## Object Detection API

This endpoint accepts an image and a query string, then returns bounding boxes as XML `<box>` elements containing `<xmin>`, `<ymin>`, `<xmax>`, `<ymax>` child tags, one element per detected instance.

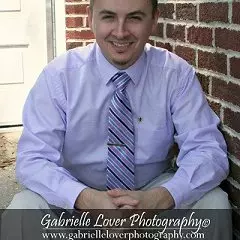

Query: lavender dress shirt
<box><xmin>16</xmin><ymin>43</ymin><xmax>229</xmax><ymax>209</ymax></box>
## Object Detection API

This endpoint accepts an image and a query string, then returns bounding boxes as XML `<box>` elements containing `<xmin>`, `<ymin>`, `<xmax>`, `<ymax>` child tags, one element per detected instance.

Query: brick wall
<box><xmin>152</xmin><ymin>2</ymin><xmax>240</xmax><ymax>239</ymax></box>
<box><xmin>65</xmin><ymin>0</ymin><xmax>240</xmax><ymax>237</ymax></box>
<box><xmin>65</xmin><ymin>0</ymin><xmax>94</xmax><ymax>49</ymax></box>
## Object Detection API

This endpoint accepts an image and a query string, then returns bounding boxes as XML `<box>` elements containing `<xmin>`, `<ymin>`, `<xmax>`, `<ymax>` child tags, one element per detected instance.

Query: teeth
<box><xmin>112</xmin><ymin>42</ymin><xmax>130</xmax><ymax>47</ymax></box>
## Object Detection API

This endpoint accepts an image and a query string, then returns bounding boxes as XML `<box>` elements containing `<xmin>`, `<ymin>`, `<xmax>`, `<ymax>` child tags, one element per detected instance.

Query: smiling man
<box><xmin>88</xmin><ymin>0</ymin><xmax>157</xmax><ymax>69</ymax></box>
<box><xmin>4</xmin><ymin>0</ymin><xmax>231</xmax><ymax>239</ymax></box>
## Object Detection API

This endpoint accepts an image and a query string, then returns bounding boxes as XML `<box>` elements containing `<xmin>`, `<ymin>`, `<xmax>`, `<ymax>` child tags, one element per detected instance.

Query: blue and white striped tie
<box><xmin>107</xmin><ymin>72</ymin><xmax>135</xmax><ymax>190</ymax></box>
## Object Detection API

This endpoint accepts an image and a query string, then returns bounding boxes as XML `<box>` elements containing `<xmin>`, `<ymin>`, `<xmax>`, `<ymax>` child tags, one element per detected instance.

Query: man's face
<box><xmin>88</xmin><ymin>0</ymin><xmax>159</xmax><ymax>69</ymax></box>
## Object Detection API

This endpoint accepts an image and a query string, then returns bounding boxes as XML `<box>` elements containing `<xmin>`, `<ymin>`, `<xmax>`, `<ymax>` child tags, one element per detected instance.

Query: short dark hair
<box><xmin>89</xmin><ymin>0</ymin><xmax>158</xmax><ymax>15</ymax></box>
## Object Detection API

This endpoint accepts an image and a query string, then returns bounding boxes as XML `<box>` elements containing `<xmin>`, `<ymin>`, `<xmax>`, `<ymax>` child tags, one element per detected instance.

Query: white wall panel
<box><xmin>0</xmin><ymin>49</ymin><xmax>24</xmax><ymax>84</ymax></box>
<box><xmin>0</xmin><ymin>0</ymin><xmax>21</xmax><ymax>11</ymax></box>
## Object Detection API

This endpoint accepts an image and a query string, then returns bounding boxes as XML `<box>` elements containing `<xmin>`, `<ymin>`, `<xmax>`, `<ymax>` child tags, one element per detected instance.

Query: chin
<box><xmin>112</xmin><ymin>60</ymin><xmax>132</xmax><ymax>69</ymax></box>
<box><xmin>112</xmin><ymin>55</ymin><xmax>134</xmax><ymax>66</ymax></box>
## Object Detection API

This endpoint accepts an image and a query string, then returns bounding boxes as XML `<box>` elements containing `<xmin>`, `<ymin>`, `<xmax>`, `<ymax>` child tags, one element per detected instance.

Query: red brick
<box><xmin>220</xmin><ymin>188</ymin><xmax>240</xmax><ymax>234</ymax></box>
<box><xmin>66</xmin><ymin>17</ymin><xmax>83</xmax><ymax>28</ymax></box>
<box><xmin>66</xmin><ymin>30</ymin><xmax>95</xmax><ymax>40</ymax></box>
<box><xmin>212</xmin><ymin>78</ymin><xmax>240</xmax><ymax>107</ymax></box>
<box><xmin>166</xmin><ymin>24</ymin><xmax>185</xmax><ymax>42</ymax></box>
<box><xmin>66</xmin><ymin>5</ymin><xmax>88</xmax><ymax>15</ymax></box>
<box><xmin>216</xmin><ymin>28</ymin><xmax>240</xmax><ymax>52</ymax></box>
<box><xmin>230</xmin><ymin>57</ymin><xmax>240</xmax><ymax>79</ymax></box>
<box><xmin>221</xmin><ymin>180</ymin><xmax>240</xmax><ymax>207</ymax></box>
<box><xmin>155</xmin><ymin>42</ymin><xmax>173</xmax><ymax>52</ymax></box>
<box><xmin>175</xmin><ymin>45</ymin><xmax>195</xmax><ymax>66</ymax></box>
<box><xmin>233</xmin><ymin>210</ymin><xmax>240</xmax><ymax>235</ymax></box>
<box><xmin>199</xmin><ymin>3</ymin><xmax>228</xmax><ymax>23</ymax></box>
<box><xmin>233</xmin><ymin>2</ymin><xmax>240</xmax><ymax>24</ymax></box>
<box><xmin>158</xmin><ymin>3</ymin><xmax>174</xmax><ymax>19</ymax></box>
<box><xmin>230</xmin><ymin>161</ymin><xmax>240</xmax><ymax>186</ymax></box>
<box><xmin>207</xmin><ymin>100</ymin><xmax>221</xmax><ymax>116</ymax></box>
<box><xmin>198</xmin><ymin>51</ymin><xmax>227</xmax><ymax>74</ymax></box>
<box><xmin>196</xmin><ymin>73</ymin><xmax>210</xmax><ymax>94</ymax></box>
<box><xmin>187</xmin><ymin>26</ymin><xmax>213</xmax><ymax>46</ymax></box>
<box><xmin>152</xmin><ymin>23</ymin><xmax>164</xmax><ymax>38</ymax></box>
<box><xmin>66</xmin><ymin>42</ymin><xmax>83</xmax><ymax>50</ymax></box>
<box><xmin>224</xmin><ymin>108</ymin><xmax>240</xmax><ymax>133</ymax></box>
<box><xmin>176</xmin><ymin>4</ymin><xmax>197</xmax><ymax>21</ymax></box>
<box><xmin>223</xmin><ymin>131</ymin><xmax>240</xmax><ymax>161</ymax></box>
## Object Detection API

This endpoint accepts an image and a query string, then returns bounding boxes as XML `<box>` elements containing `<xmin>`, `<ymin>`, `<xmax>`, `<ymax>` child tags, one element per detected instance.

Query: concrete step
<box><xmin>0</xmin><ymin>164</ymin><xmax>22</xmax><ymax>208</ymax></box>
<box><xmin>0</xmin><ymin>130</ymin><xmax>22</xmax><ymax>208</ymax></box>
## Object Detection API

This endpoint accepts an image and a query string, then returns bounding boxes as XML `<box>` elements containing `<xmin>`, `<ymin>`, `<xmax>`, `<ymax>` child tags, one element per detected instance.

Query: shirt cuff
<box><xmin>57</xmin><ymin>179</ymin><xmax>88</xmax><ymax>209</ymax></box>
<box><xmin>161</xmin><ymin>176</ymin><xmax>190</xmax><ymax>209</ymax></box>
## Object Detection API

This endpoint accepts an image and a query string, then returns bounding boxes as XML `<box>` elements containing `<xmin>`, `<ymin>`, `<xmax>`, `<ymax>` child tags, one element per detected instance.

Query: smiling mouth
<box><xmin>112</xmin><ymin>42</ymin><xmax>131</xmax><ymax>47</ymax></box>
<box><xmin>110</xmin><ymin>41</ymin><xmax>134</xmax><ymax>49</ymax></box>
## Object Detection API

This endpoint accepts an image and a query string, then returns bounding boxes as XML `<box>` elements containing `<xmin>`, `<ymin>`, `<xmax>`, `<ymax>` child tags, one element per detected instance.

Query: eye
<box><xmin>129</xmin><ymin>16</ymin><xmax>142</xmax><ymax>21</ymax></box>
<box><xmin>102</xmin><ymin>15</ymin><xmax>114</xmax><ymax>20</ymax></box>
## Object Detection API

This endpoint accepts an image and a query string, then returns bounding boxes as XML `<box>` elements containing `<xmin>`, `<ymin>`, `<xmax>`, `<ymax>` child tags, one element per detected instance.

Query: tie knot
<box><xmin>111</xmin><ymin>72</ymin><xmax>131</xmax><ymax>91</ymax></box>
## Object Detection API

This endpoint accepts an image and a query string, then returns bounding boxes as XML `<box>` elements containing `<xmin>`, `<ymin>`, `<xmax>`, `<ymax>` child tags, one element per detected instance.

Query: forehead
<box><xmin>92</xmin><ymin>0</ymin><xmax>153</xmax><ymax>14</ymax></box>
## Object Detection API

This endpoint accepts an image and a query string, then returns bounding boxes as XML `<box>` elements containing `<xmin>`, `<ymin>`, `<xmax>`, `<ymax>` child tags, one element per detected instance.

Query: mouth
<box><xmin>112</xmin><ymin>42</ymin><xmax>131</xmax><ymax>47</ymax></box>
<box><xmin>110</xmin><ymin>41</ymin><xmax>133</xmax><ymax>51</ymax></box>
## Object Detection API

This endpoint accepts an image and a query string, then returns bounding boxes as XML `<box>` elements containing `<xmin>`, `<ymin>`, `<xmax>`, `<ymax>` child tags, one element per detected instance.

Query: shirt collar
<box><xmin>96</xmin><ymin>43</ymin><xmax>146</xmax><ymax>86</ymax></box>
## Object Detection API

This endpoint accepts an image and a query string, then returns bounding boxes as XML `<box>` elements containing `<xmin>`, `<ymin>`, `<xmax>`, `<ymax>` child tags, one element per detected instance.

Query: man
<box><xmin>5</xmin><ymin>0</ymin><xmax>231</xmax><ymax>237</ymax></box>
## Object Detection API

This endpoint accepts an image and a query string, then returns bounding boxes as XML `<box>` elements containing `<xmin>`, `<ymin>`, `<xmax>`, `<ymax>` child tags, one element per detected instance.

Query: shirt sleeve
<box><xmin>161</xmin><ymin>66</ymin><xmax>229</xmax><ymax>208</ymax></box>
<box><xmin>16</xmin><ymin>69</ymin><xmax>87</xmax><ymax>209</ymax></box>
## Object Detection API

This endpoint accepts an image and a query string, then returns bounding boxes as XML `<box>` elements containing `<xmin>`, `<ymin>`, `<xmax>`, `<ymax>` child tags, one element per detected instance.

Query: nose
<box><xmin>112</xmin><ymin>20</ymin><xmax>129</xmax><ymax>39</ymax></box>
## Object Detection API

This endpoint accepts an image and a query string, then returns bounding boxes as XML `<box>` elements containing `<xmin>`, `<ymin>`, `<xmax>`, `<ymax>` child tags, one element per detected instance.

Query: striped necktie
<box><xmin>107</xmin><ymin>72</ymin><xmax>135</xmax><ymax>190</ymax></box>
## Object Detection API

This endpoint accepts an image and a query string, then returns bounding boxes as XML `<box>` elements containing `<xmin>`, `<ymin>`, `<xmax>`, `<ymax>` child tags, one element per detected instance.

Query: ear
<box><xmin>151</xmin><ymin>8</ymin><xmax>160</xmax><ymax>33</ymax></box>
<box><xmin>87</xmin><ymin>6</ymin><xmax>93</xmax><ymax>31</ymax></box>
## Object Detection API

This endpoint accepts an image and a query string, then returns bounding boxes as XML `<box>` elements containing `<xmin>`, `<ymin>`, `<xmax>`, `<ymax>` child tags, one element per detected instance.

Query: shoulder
<box><xmin>145</xmin><ymin>43</ymin><xmax>193</xmax><ymax>74</ymax></box>
<box><xmin>43</xmin><ymin>43</ymin><xmax>96</xmax><ymax>76</ymax></box>
<box><xmin>32</xmin><ymin>44</ymin><xmax>96</xmax><ymax>106</ymax></box>
<box><xmin>144</xmin><ymin>44</ymin><xmax>198</xmax><ymax>101</ymax></box>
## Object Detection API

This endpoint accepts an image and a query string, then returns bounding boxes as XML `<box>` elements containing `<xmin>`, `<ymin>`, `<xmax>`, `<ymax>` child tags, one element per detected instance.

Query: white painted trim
<box><xmin>54</xmin><ymin>0</ymin><xmax>66</xmax><ymax>56</ymax></box>
<box><xmin>0</xmin><ymin>126</ymin><xmax>23</xmax><ymax>133</ymax></box>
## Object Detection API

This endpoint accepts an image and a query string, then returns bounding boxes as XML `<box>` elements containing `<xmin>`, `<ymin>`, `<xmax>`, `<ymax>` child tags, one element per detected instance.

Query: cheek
<box><xmin>94</xmin><ymin>24</ymin><xmax>112</xmax><ymax>39</ymax></box>
<box><xmin>129</xmin><ymin>25</ymin><xmax>153</xmax><ymax>39</ymax></box>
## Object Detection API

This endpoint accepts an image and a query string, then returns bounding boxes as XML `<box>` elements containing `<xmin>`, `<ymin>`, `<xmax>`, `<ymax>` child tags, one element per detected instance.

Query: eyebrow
<box><xmin>99</xmin><ymin>10</ymin><xmax>115</xmax><ymax>15</ymax></box>
<box><xmin>127</xmin><ymin>11</ymin><xmax>147</xmax><ymax>17</ymax></box>
<box><xmin>99</xmin><ymin>10</ymin><xmax>147</xmax><ymax>17</ymax></box>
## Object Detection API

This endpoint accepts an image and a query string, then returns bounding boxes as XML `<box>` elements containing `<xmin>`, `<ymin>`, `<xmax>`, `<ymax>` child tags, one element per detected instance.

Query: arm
<box><xmin>107</xmin><ymin>66</ymin><xmax>228</xmax><ymax>210</ymax></box>
<box><xmin>17</xmin><ymin>69</ymin><xmax>138</xmax><ymax>210</ymax></box>
<box><xmin>16</xmin><ymin>70</ymin><xmax>86</xmax><ymax>209</ymax></box>
<box><xmin>161</xmin><ymin>67</ymin><xmax>229</xmax><ymax>208</ymax></box>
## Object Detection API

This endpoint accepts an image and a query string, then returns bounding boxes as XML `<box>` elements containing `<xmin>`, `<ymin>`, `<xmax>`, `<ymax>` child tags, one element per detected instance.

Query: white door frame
<box><xmin>0</xmin><ymin>0</ymin><xmax>66</xmax><ymax>132</ymax></box>
<box><xmin>54</xmin><ymin>0</ymin><xmax>66</xmax><ymax>56</ymax></box>
<box><xmin>0</xmin><ymin>0</ymin><xmax>50</xmax><ymax>131</ymax></box>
